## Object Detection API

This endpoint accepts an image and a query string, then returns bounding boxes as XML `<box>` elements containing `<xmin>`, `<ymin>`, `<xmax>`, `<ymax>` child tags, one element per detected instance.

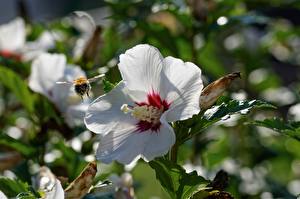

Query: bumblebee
<box><xmin>56</xmin><ymin>74</ymin><xmax>104</xmax><ymax>99</ymax></box>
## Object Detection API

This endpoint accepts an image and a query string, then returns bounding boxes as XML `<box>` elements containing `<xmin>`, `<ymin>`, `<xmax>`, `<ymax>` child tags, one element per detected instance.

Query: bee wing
<box><xmin>88</xmin><ymin>74</ymin><xmax>105</xmax><ymax>83</ymax></box>
<box><xmin>56</xmin><ymin>81</ymin><xmax>73</xmax><ymax>85</ymax></box>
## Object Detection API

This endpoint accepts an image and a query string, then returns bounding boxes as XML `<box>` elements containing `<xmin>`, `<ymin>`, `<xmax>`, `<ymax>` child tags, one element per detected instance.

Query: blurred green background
<box><xmin>0</xmin><ymin>0</ymin><xmax>300</xmax><ymax>198</ymax></box>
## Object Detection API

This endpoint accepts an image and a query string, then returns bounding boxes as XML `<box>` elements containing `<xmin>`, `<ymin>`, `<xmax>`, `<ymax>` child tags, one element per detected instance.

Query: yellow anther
<box><xmin>121</xmin><ymin>104</ymin><xmax>132</xmax><ymax>114</ymax></box>
<box><xmin>121</xmin><ymin>104</ymin><xmax>163</xmax><ymax>123</ymax></box>
<box><xmin>134</xmin><ymin>105</ymin><xmax>163</xmax><ymax>123</ymax></box>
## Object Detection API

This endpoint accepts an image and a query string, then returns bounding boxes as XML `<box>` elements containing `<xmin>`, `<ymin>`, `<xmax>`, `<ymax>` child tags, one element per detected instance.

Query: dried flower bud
<box><xmin>200</xmin><ymin>72</ymin><xmax>241</xmax><ymax>110</ymax></box>
<box><xmin>81</xmin><ymin>26</ymin><xmax>102</xmax><ymax>65</ymax></box>
<box><xmin>65</xmin><ymin>161</ymin><xmax>97</xmax><ymax>199</ymax></box>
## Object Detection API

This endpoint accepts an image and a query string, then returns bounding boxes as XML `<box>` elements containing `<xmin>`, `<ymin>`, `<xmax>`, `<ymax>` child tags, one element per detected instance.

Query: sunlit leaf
<box><xmin>250</xmin><ymin>118</ymin><xmax>300</xmax><ymax>141</ymax></box>
<box><xmin>149</xmin><ymin>158</ymin><xmax>209</xmax><ymax>199</ymax></box>
<box><xmin>0</xmin><ymin>177</ymin><xmax>29</xmax><ymax>197</ymax></box>
<box><xmin>16</xmin><ymin>192</ymin><xmax>37</xmax><ymax>199</ymax></box>
<box><xmin>180</xmin><ymin>100</ymin><xmax>275</xmax><ymax>142</ymax></box>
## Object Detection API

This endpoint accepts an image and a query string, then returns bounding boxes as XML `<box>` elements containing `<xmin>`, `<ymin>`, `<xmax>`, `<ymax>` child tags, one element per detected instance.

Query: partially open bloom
<box><xmin>0</xmin><ymin>18</ymin><xmax>55</xmax><ymax>61</ymax></box>
<box><xmin>29</xmin><ymin>53</ymin><xmax>89</xmax><ymax>126</ymax></box>
<box><xmin>34</xmin><ymin>166</ymin><xmax>64</xmax><ymax>199</ymax></box>
<box><xmin>71</xmin><ymin>10</ymin><xmax>110</xmax><ymax>61</ymax></box>
<box><xmin>85</xmin><ymin>44</ymin><xmax>203</xmax><ymax>164</ymax></box>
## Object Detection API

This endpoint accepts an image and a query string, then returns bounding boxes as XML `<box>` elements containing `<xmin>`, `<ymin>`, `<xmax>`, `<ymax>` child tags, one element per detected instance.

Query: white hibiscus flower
<box><xmin>34</xmin><ymin>166</ymin><xmax>64</xmax><ymax>199</ymax></box>
<box><xmin>0</xmin><ymin>191</ymin><xmax>7</xmax><ymax>199</ymax></box>
<box><xmin>71</xmin><ymin>9</ymin><xmax>110</xmax><ymax>61</ymax></box>
<box><xmin>0</xmin><ymin>17</ymin><xmax>55</xmax><ymax>61</ymax></box>
<box><xmin>29</xmin><ymin>53</ymin><xmax>89</xmax><ymax>126</ymax></box>
<box><xmin>85</xmin><ymin>44</ymin><xmax>203</xmax><ymax>164</ymax></box>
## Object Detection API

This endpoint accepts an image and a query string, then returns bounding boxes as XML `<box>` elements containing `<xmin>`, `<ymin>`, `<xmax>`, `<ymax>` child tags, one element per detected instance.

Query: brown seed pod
<box><xmin>65</xmin><ymin>161</ymin><xmax>97</xmax><ymax>199</ymax></box>
<box><xmin>200</xmin><ymin>72</ymin><xmax>241</xmax><ymax>110</ymax></box>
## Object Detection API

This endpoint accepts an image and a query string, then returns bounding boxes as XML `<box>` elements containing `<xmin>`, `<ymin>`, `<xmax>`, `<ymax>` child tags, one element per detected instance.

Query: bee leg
<box><xmin>80</xmin><ymin>95</ymin><xmax>83</xmax><ymax>101</ymax></box>
<box><xmin>87</xmin><ymin>91</ymin><xmax>90</xmax><ymax>98</ymax></box>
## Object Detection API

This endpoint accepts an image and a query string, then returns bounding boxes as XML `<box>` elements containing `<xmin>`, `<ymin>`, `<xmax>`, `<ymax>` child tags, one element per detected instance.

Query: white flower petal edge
<box><xmin>160</xmin><ymin>56</ymin><xmax>203</xmax><ymax>122</ymax></box>
<box><xmin>85</xmin><ymin>81</ymin><xmax>137</xmax><ymax>136</ymax></box>
<box><xmin>118</xmin><ymin>44</ymin><xmax>164</xmax><ymax>93</ymax></box>
<box><xmin>29</xmin><ymin>53</ymin><xmax>66</xmax><ymax>99</ymax></box>
<box><xmin>65</xmin><ymin>103</ymin><xmax>89</xmax><ymax>127</ymax></box>
<box><xmin>0</xmin><ymin>17</ymin><xmax>26</xmax><ymax>51</ymax></box>
<box><xmin>45</xmin><ymin>179</ymin><xmax>65</xmax><ymax>199</ymax></box>
<box><xmin>0</xmin><ymin>191</ymin><xmax>8</xmax><ymax>199</ymax></box>
<box><xmin>22</xmin><ymin>31</ymin><xmax>56</xmax><ymax>61</ymax></box>
<box><xmin>96</xmin><ymin>121</ymin><xmax>175</xmax><ymax>164</ymax></box>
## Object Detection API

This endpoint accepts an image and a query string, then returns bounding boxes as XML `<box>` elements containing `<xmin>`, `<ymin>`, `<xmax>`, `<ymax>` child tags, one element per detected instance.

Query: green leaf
<box><xmin>203</xmin><ymin>100</ymin><xmax>275</xmax><ymax>122</ymax></box>
<box><xmin>190</xmin><ymin>100</ymin><xmax>275</xmax><ymax>137</ymax></box>
<box><xmin>0</xmin><ymin>177</ymin><xmax>29</xmax><ymax>197</ymax></box>
<box><xmin>0</xmin><ymin>66</ymin><xmax>35</xmax><ymax>113</ymax></box>
<box><xmin>102</xmin><ymin>79</ymin><xmax>116</xmax><ymax>93</ymax></box>
<box><xmin>149</xmin><ymin>158</ymin><xmax>209</xmax><ymax>199</ymax></box>
<box><xmin>174</xmin><ymin>100</ymin><xmax>275</xmax><ymax>143</ymax></box>
<box><xmin>250</xmin><ymin>118</ymin><xmax>300</xmax><ymax>141</ymax></box>
<box><xmin>16</xmin><ymin>192</ymin><xmax>37</xmax><ymax>199</ymax></box>
<box><xmin>0</xmin><ymin>133</ymin><xmax>36</xmax><ymax>157</ymax></box>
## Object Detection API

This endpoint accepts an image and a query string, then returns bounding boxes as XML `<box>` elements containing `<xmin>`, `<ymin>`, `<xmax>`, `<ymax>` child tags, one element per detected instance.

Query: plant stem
<box><xmin>170</xmin><ymin>142</ymin><xmax>178</xmax><ymax>163</ymax></box>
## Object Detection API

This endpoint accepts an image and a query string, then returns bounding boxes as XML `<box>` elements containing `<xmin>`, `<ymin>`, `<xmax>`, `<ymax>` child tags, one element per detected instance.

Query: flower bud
<box><xmin>200</xmin><ymin>72</ymin><xmax>241</xmax><ymax>110</ymax></box>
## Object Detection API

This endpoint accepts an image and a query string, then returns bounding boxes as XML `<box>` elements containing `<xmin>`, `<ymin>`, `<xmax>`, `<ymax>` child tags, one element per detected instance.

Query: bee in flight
<box><xmin>56</xmin><ymin>74</ymin><xmax>105</xmax><ymax>99</ymax></box>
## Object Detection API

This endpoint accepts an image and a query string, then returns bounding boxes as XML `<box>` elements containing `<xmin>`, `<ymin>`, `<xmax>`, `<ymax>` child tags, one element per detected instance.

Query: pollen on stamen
<box><xmin>121</xmin><ymin>92</ymin><xmax>171</xmax><ymax>132</ymax></box>
<box><xmin>121</xmin><ymin>104</ymin><xmax>132</xmax><ymax>114</ymax></box>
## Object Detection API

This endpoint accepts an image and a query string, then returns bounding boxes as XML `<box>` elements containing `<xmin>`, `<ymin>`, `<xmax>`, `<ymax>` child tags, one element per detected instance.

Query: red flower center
<box><xmin>0</xmin><ymin>50</ymin><xmax>22</xmax><ymax>61</ymax></box>
<box><xmin>135</xmin><ymin>91</ymin><xmax>170</xmax><ymax>132</ymax></box>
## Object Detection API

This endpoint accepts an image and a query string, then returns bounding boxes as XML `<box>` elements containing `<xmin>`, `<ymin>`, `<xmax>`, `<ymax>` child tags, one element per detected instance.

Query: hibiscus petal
<box><xmin>29</xmin><ymin>53</ymin><xmax>66</xmax><ymax>99</ymax></box>
<box><xmin>84</xmin><ymin>81</ymin><xmax>137</xmax><ymax>136</ymax></box>
<box><xmin>160</xmin><ymin>56</ymin><xmax>203</xmax><ymax>122</ymax></box>
<box><xmin>142</xmin><ymin>122</ymin><xmax>175</xmax><ymax>161</ymax></box>
<box><xmin>118</xmin><ymin>44</ymin><xmax>164</xmax><ymax>93</ymax></box>
<box><xmin>0</xmin><ymin>18</ymin><xmax>25</xmax><ymax>51</ymax></box>
<box><xmin>96</xmin><ymin>128</ymin><xmax>147</xmax><ymax>164</ymax></box>
<box><xmin>65</xmin><ymin>103</ymin><xmax>89</xmax><ymax>127</ymax></box>
<box><xmin>22</xmin><ymin>31</ymin><xmax>56</xmax><ymax>61</ymax></box>
<box><xmin>0</xmin><ymin>191</ymin><xmax>7</xmax><ymax>199</ymax></box>
<box><xmin>96</xmin><ymin>122</ymin><xmax>175</xmax><ymax>164</ymax></box>
<box><xmin>45</xmin><ymin>179</ymin><xmax>64</xmax><ymax>199</ymax></box>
